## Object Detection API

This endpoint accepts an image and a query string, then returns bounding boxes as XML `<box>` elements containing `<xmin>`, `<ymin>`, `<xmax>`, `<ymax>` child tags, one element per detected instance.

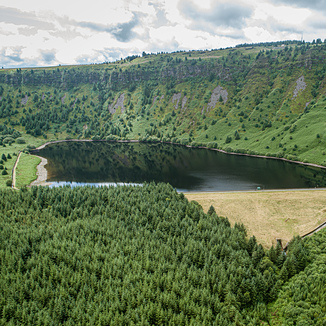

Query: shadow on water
<box><xmin>32</xmin><ymin>141</ymin><xmax>326</xmax><ymax>192</ymax></box>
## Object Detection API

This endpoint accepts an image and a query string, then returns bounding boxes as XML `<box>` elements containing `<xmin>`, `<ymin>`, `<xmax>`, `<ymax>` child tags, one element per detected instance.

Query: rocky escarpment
<box><xmin>1</xmin><ymin>46</ymin><xmax>324</xmax><ymax>95</ymax></box>
<box><xmin>0</xmin><ymin>60</ymin><xmax>235</xmax><ymax>92</ymax></box>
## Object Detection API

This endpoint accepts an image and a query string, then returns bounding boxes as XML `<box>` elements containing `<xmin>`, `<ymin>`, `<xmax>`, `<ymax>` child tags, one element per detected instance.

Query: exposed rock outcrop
<box><xmin>172</xmin><ymin>93</ymin><xmax>181</xmax><ymax>110</ymax></box>
<box><xmin>292</xmin><ymin>76</ymin><xmax>306</xmax><ymax>99</ymax></box>
<box><xmin>181</xmin><ymin>96</ymin><xmax>187</xmax><ymax>111</ymax></box>
<box><xmin>21</xmin><ymin>95</ymin><xmax>28</xmax><ymax>105</ymax></box>
<box><xmin>109</xmin><ymin>93</ymin><xmax>125</xmax><ymax>114</ymax></box>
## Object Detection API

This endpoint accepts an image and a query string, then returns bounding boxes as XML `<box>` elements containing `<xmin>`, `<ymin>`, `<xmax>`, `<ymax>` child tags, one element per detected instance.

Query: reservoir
<box><xmin>33</xmin><ymin>141</ymin><xmax>326</xmax><ymax>192</ymax></box>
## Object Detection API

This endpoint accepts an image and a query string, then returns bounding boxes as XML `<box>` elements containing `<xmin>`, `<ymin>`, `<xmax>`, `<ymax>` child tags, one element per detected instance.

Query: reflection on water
<box><xmin>33</xmin><ymin>141</ymin><xmax>326</xmax><ymax>192</ymax></box>
<box><xmin>48</xmin><ymin>181</ymin><xmax>142</xmax><ymax>188</ymax></box>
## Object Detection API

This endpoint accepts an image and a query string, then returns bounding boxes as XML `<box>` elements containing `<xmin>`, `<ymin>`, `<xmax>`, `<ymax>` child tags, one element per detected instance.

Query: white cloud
<box><xmin>0</xmin><ymin>0</ymin><xmax>326</xmax><ymax>67</ymax></box>
<box><xmin>253</xmin><ymin>3</ymin><xmax>311</xmax><ymax>24</ymax></box>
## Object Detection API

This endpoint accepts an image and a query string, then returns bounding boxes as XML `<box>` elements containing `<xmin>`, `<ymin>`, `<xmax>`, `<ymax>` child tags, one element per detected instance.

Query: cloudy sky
<box><xmin>1</xmin><ymin>0</ymin><xmax>326</xmax><ymax>68</ymax></box>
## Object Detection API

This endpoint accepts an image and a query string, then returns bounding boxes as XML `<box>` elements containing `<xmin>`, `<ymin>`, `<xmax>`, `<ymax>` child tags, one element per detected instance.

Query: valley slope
<box><xmin>0</xmin><ymin>40</ymin><xmax>326</xmax><ymax>187</ymax></box>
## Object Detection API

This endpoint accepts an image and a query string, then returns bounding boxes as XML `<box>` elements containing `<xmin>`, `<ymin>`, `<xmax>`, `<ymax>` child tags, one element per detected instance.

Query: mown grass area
<box><xmin>185</xmin><ymin>189</ymin><xmax>326</xmax><ymax>248</ymax></box>
<box><xmin>15</xmin><ymin>153</ymin><xmax>41</xmax><ymax>188</ymax></box>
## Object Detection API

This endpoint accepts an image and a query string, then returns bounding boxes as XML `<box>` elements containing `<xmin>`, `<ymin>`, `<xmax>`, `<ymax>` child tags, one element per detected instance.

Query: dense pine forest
<box><xmin>0</xmin><ymin>184</ymin><xmax>325</xmax><ymax>325</ymax></box>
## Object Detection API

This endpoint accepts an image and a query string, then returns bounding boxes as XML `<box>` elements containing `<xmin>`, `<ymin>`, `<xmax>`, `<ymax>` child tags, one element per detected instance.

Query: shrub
<box><xmin>2</xmin><ymin>169</ymin><xmax>8</xmax><ymax>175</ymax></box>
<box><xmin>16</xmin><ymin>137</ymin><xmax>26</xmax><ymax>144</ymax></box>
<box><xmin>3</xmin><ymin>137</ymin><xmax>14</xmax><ymax>144</ymax></box>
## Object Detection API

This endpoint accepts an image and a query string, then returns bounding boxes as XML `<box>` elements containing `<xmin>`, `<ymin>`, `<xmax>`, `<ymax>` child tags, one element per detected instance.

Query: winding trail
<box><xmin>301</xmin><ymin>221</ymin><xmax>326</xmax><ymax>239</ymax></box>
<box><xmin>11</xmin><ymin>151</ymin><xmax>22</xmax><ymax>189</ymax></box>
<box><xmin>281</xmin><ymin>221</ymin><xmax>326</xmax><ymax>251</ymax></box>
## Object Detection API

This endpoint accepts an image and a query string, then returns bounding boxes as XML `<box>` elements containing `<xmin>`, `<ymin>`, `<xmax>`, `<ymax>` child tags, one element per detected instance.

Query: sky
<box><xmin>0</xmin><ymin>0</ymin><xmax>326</xmax><ymax>68</ymax></box>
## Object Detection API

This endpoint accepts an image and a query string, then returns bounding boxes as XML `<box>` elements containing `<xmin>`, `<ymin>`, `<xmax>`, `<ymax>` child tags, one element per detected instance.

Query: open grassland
<box><xmin>185</xmin><ymin>189</ymin><xmax>326</xmax><ymax>248</ymax></box>
<box><xmin>15</xmin><ymin>153</ymin><xmax>41</xmax><ymax>188</ymax></box>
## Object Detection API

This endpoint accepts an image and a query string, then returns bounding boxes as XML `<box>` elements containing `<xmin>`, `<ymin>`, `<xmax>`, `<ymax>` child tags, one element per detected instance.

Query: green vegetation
<box><xmin>0</xmin><ymin>183</ymin><xmax>324</xmax><ymax>325</ymax></box>
<box><xmin>1</xmin><ymin>40</ymin><xmax>325</xmax><ymax>324</ymax></box>
<box><xmin>269</xmin><ymin>229</ymin><xmax>326</xmax><ymax>325</ymax></box>
<box><xmin>15</xmin><ymin>153</ymin><xmax>41</xmax><ymax>188</ymax></box>
<box><xmin>0</xmin><ymin>135</ymin><xmax>44</xmax><ymax>188</ymax></box>
<box><xmin>1</xmin><ymin>40</ymin><xmax>326</xmax><ymax>187</ymax></box>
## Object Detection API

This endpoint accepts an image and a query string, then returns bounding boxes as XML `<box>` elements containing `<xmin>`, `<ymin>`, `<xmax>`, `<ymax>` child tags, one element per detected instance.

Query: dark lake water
<box><xmin>33</xmin><ymin>141</ymin><xmax>326</xmax><ymax>192</ymax></box>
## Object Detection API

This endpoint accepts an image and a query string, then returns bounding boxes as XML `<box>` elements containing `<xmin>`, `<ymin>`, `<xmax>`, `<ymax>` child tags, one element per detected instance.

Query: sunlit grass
<box><xmin>15</xmin><ymin>153</ymin><xmax>41</xmax><ymax>188</ymax></box>
<box><xmin>185</xmin><ymin>189</ymin><xmax>326</xmax><ymax>248</ymax></box>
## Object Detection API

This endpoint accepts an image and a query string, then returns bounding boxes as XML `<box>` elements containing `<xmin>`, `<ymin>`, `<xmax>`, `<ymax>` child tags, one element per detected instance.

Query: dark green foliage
<box><xmin>16</xmin><ymin>137</ymin><xmax>26</xmax><ymax>144</ymax></box>
<box><xmin>0</xmin><ymin>183</ymin><xmax>307</xmax><ymax>325</ymax></box>
<box><xmin>207</xmin><ymin>204</ymin><xmax>216</xmax><ymax>216</ymax></box>
<box><xmin>269</xmin><ymin>230</ymin><xmax>326</xmax><ymax>325</ymax></box>
<box><xmin>225</xmin><ymin>135</ymin><xmax>232</xmax><ymax>143</ymax></box>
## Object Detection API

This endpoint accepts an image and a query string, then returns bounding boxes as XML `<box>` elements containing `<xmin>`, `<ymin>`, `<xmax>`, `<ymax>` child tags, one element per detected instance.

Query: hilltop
<box><xmin>0</xmin><ymin>40</ymin><xmax>326</xmax><ymax>186</ymax></box>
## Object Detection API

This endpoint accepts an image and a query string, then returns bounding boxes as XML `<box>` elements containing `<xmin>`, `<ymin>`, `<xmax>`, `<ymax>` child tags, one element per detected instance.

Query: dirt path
<box><xmin>11</xmin><ymin>151</ymin><xmax>22</xmax><ymax>189</ymax></box>
<box><xmin>302</xmin><ymin>221</ymin><xmax>326</xmax><ymax>238</ymax></box>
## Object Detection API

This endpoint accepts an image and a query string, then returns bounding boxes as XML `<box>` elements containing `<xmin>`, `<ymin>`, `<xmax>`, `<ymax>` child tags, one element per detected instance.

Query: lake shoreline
<box><xmin>30</xmin><ymin>156</ymin><xmax>51</xmax><ymax>186</ymax></box>
<box><xmin>33</xmin><ymin>138</ymin><xmax>326</xmax><ymax>171</ymax></box>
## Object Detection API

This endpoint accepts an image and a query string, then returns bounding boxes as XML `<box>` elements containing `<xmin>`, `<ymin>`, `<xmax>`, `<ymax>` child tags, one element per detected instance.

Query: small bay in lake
<box><xmin>33</xmin><ymin>141</ymin><xmax>326</xmax><ymax>192</ymax></box>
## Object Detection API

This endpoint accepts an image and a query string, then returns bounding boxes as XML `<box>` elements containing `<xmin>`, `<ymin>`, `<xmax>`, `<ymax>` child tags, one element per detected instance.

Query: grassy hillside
<box><xmin>0</xmin><ymin>40</ymin><xmax>326</xmax><ymax>187</ymax></box>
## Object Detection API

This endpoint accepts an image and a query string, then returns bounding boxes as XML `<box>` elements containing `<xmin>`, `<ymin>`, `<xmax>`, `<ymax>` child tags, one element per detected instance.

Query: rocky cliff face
<box><xmin>0</xmin><ymin>59</ymin><xmax>234</xmax><ymax>91</ymax></box>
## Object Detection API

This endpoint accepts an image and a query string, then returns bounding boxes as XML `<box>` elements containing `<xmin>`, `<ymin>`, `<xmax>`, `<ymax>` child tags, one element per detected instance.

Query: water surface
<box><xmin>33</xmin><ymin>141</ymin><xmax>326</xmax><ymax>192</ymax></box>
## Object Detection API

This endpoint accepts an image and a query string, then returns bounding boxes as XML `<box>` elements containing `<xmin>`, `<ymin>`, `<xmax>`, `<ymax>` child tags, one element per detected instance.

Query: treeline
<box><xmin>0</xmin><ymin>183</ymin><xmax>321</xmax><ymax>325</ymax></box>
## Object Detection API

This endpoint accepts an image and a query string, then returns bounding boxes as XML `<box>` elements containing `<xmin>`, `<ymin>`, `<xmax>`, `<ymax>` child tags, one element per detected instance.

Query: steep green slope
<box><xmin>0</xmin><ymin>40</ymin><xmax>326</xmax><ymax>187</ymax></box>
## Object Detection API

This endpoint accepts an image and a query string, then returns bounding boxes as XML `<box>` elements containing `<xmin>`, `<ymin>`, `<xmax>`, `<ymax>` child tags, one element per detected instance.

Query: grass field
<box><xmin>185</xmin><ymin>189</ymin><xmax>326</xmax><ymax>248</ymax></box>
<box><xmin>15</xmin><ymin>153</ymin><xmax>41</xmax><ymax>188</ymax></box>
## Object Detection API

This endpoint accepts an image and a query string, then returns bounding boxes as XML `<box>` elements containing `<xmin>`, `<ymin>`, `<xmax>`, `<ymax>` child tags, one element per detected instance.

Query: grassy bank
<box><xmin>0</xmin><ymin>136</ymin><xmax>46</xmax><ymax>188</ymax></box>
<box><xmin>185</xmin><ymin>189</ymin><xmax>326</xmax><ymax>248</ymax></box>
<box><xmin>15</xmin><ymin>153</ymin><xmax>41</xmax><ymax>188</ymax></box>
